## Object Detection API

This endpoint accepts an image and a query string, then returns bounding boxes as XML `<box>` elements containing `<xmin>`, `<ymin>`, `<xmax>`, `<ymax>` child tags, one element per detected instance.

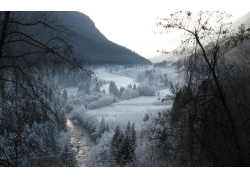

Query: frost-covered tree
<box><xmin>127</xmin><ymin>83</ymin><xmax>132</xmax><ymax>89</ymax></box>
<box><xmin>137</xmin><ymin>84</ymin><xmax>155</xmax><ymax>96</ymax></box>
<box><xmin>121</xmin><ymin>89</ymin><xmax>139</xmax><ymax>100</ymax></box>
<box><xmin>63</xmin><ymin>89</ymin><xmax>68</xmax><ymax>103</ymax></box>
<box><xmin>95</xmin><ymin>83</ymin><xmax>101</xmax><ymax>93</ymax></box>
<box><xmin>92</xmin><ymin>117</ymin><xmax>108</xmax><ymax>141</ymax></box>
<box><xmin>85</xmin><ymin>131</ymin><xmax>113</xmax><ymax>167</ymax></box>
<box><xmin>143</xmin><ymin>113</ymin><xmax>149</xmax><ymax>122</ymax></box>
<box><xmin>109</xmin><ymin>81</ymin><xmax>119</xmax><ymax>96</ymax></box>
<box><xmin>133</xmin><ymin>83</ymin><xmax>136</xmax><ymax>90</ymax></box>
<box><xmin>0</xmin><ymin>11</ymin><xmax>86</xmax><ymax>166</ymax></box>
<box><xmin>123</xmin><ymin>122</ymin><xmax>136</xmax><ymax>166</ymax></box>
<box><xmin>111</xmin><ymin>126</ymin><xmax>125</xmax><ymax>166</ymax></box>
<box><xmin>87</xmin><ymin>95</ymin><xmax>113</xmax><ymax>109</ymax></box>
<box><xmin>119</xmin><ymin>86</ymin><xmax>125</xmax><ymax>97</ymax></box>
<box><xmin>110</xmin><ymin>123</ymin><xmax>136</xmax><ymax>167</ymax></box>
<box><xmin>60</xmin><ymin>144</ymin><xmax>77</xmax><ymax>167</ymax></box>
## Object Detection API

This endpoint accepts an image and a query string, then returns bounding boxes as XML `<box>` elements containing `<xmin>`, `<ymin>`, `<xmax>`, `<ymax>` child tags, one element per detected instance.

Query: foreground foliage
<box><xmin>0</xmin><ymin>11</ymin><xmax>84</xmax><ymax>166</ymax></box>
<box><xmin>154</xmin><ymin>11</ymin><xmax>250</xmax><ymax>166</ymax></box>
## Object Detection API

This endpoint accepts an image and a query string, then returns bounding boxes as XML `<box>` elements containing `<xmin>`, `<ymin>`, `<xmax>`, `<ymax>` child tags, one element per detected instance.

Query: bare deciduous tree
<box><xmin>157</xmin><ymin>11</ymin><xmax>250</xmax><ymax>166</ymax></box>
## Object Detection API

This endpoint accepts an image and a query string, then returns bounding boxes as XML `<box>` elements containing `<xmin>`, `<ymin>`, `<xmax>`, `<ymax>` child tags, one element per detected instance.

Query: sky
<box><xmin>78</xmin><ymin>3</ymin><xmax>249</xmax><ymax>59</ymax></box>
<box><xmin>2</xmin><ymin>0</ymin><xmax>250</xmax><ymax>59</ymax></box>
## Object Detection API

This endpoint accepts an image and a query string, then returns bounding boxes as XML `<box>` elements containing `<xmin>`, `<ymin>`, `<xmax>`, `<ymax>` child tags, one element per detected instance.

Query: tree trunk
<box><xmin>195</xmin><ymin>33</ymin><xmax>244</xmax><ymax>166</ymax></box>
<box><xmin>0</xmin><ymin>11</ymin><xmax>10</xmax><ymax>60</ymax></box>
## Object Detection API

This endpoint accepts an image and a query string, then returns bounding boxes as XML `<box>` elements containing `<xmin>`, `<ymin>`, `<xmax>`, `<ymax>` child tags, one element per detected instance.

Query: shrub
<box><xmin>137</xmin><ymin>84</ymin><xmax>155</xmax><ymax>96</ymax></box>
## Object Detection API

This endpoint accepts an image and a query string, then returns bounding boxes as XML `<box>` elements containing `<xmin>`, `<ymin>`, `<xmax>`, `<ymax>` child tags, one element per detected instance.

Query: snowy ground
<box><xmin>63</xmin><ymin>67</ymin><xmax>175</xmax><ymax>120</ymax></box>
<box><xmin>86</xmin><ymin>96</ymin><xmax>171</xmax><ymax>119</ymax></box>
<box><xmin>94</xmin><ymin>68</ymin><xmax>140</xmax><ymax>93</ymax></box>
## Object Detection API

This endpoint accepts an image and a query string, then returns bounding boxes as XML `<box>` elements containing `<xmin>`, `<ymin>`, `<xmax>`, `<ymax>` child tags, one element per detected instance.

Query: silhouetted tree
<box><xmin>157</xmin><ymin>11</ymin><xmax>250</xmax><ymax>166</ymax></box>
<box><xmin>0</xmin><ymin>11</ymin><xmax>86</xmax><ymax>166</ymax></box>
<box><xmin>133</xmin><ymin>83</ymin><xmax>136</xmax><ymax>90</ymax></box>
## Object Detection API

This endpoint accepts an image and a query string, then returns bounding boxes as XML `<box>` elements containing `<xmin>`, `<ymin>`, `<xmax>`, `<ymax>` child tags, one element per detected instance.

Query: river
<box><xmin>66</xmin><ymin>119</ymin><xmax>94</xmax><ymax>167</ymax></box>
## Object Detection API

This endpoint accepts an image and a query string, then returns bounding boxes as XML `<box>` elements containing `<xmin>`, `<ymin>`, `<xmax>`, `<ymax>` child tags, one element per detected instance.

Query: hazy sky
<box><xmin>4</xmin><ymin>0</ymin><xmax>250</xmax><ymax>59</ymax></box>
<box><xmin>79</xmin><ymin>3</ymin><xmax>249</xmax><ymax>58</ymax></box>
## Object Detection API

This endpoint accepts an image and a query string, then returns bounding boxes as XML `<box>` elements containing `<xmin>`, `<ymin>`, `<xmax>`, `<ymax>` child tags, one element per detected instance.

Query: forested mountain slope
<box><xmin>54</xmin><ymin>11</ymin><xmax>152</xmax><ymax>65</ymax></box>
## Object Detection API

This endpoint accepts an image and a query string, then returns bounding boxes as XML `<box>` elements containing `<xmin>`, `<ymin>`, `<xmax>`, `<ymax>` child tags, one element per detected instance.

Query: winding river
<box><xmin>66</xmin><ymin>119</ymin><xmax>94</xmax><ymax>167</ymax></box>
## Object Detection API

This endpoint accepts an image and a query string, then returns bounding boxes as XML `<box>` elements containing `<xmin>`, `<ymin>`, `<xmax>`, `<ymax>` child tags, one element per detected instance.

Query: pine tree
<box><xmin>119</xmin><ymin>87</ymin><xmax>125</xmax><ymax>97</ymax></box>
<box><xmin>164</xmin><ymin>73</ymin><xmax>167</xmax><ymax>79</ymax></box>
<box><xmin>127</xmin><ymin>83</ymin><xmax>132</xmax><ymax>89</ymax></box>
<box><xmin>131</xmin><ymin>123</ymin><xmax>136</xmax><ymax>158</ymax></box>
<box><xmin>111</xmin><ymin>126</ymin><xmax>125</xmax><ymax>166</ymax></box>
<box><xmin>109</xmin><ymin>81</ymin><xmax>119</xmax><ymax>96</ymax></box>
<box><xmin>133</xmin><ymin>83</ymin><xmax>136</xmax><ymax>90</ymax></box>
<box><xmin>77</xmin><ymin>83</ymin><xmax>83</xmax><ymax>92</ymax></box>
<box><xmin>109</xmin><ymin>81</ymin><xmax>114</xmax><ymax>94</ymax></box>
<box><xmin>111</xmin><ymin>123</ymin><xmax>137</xmax><ymax>166</ymax></box>
<box><xmin>61</xmin><ymin>145</ymin><xmax>77</xmax><ymax>167</ymax></box>
<box><xmin>63</xmin><ymin>89</ymin><xmax>68</xmax><ymax>102</ymax></box>
<box><xmin>143</xmin><ymin>113</ymin><xmax>149</xmax><ymax>122</ymax></box>
<box><xmin>105</xmin><ymin>124</ymin><xmax>109</xmax><ymax>132</ymax></box>
<box><xmin>95</xmin><ymin>83</ymin><xmax>101</xmax><ymax>93</ymax></box>
<box><xmin>94</xmin><ymin>118</ymin><xmax>105</xmax><ymax>140</ymax></box>
<box><xmin>85</xmin><ymin>81</ymin><xmax>91</xmax><ymax>95</ymax></box>
<box><xmin>123</xmin><ymin>122</ymin><xmax>136</xmax><ymax>166</ymax></box>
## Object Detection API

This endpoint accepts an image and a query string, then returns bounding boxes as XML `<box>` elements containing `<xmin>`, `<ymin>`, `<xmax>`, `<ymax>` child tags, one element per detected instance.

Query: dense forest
<box><xmin>1</xmin><ymin>11</ymin><xmax>250</xmax><ymax>167</ymax></box>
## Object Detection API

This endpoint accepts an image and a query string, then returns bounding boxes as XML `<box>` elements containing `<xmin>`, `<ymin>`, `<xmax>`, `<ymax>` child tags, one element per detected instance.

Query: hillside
<box><xmin>54</xmin><ymin>12</ymin><xmax>151</xmax><ymax>65</ymax></box>
<box><xmin>232</xmin><ymin>11</ymin><xmax>250</xmax><ymax>30</ymax></box>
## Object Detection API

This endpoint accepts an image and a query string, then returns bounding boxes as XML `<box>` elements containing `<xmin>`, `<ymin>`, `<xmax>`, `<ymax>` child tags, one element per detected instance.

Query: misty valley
<box><xmin>63</xmin><ymin>65</ymin><xmax>176</xmax><ymax>166</ymax></box>
<box><xmin>1</xmin><ymin>11</ymin><xmax>250</xmax><ymax>167</ymax></box>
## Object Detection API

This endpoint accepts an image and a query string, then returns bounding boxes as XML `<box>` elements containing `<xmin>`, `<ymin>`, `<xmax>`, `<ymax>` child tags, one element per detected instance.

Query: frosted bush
<box><xmin>137</xmin><ymin>84</ymin><xmax>155</xmax><ymax>96</ymax></box>
<box><xmin>87</xmin><ymin>95</ymin><xmax>114</xmax><ymax>109</ymax></box>
<box><xmin>85</xmin><ymin>131</ymin><xmax>113</xmax><ymax>167</ymax></box>
<box><xmin>64</xmin><ymin>104</ymin><xmax>73</xmax><ymax>113</ymax></box>
<box><xmin>121</xmin><ymin>89</ymin><xmax>139</xmax><ymax>100</ymax></box>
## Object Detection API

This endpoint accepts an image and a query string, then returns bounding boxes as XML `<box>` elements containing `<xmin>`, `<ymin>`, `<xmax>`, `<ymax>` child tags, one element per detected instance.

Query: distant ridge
<box><xmin>231</xmin><ymin>11</ymin><xmax>250</xmax><ymax>30</ymax></box>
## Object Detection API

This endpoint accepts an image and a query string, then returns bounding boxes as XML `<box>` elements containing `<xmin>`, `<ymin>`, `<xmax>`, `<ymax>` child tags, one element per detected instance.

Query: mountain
<box><xmin>54</xmin><ymin>12</ymin><xmax>151</xmax><ymax>65</ymax></box>
<box><xmin>231</xmin><ymin>11</ymin><xmax>250</xmax><ymax>30</ymax></box>
<box><xmin>150</xmin><ymin>11</ymin><xmax>250</xmax><ymax>64</ymax></box>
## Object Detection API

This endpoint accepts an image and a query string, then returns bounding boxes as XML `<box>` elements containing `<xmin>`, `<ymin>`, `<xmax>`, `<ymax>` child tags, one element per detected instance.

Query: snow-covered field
<box><xmin>88</xmin><ymin>68</ymin><xmax>175</xmax><ymax>119</ymax></box>
<box><xmin>64</xmin><ymin>66</ymin><xmax>177</xmax><ymax>121</ymax></box>
<box><xmin>86</xmin><ymin>96</ymin><xmax>171</xmax><ymax>119</ymax></box>
<box><xmin>94</xmin><ymin>68</ymin><xmax>140</xmax><ymax>93</ymax></box>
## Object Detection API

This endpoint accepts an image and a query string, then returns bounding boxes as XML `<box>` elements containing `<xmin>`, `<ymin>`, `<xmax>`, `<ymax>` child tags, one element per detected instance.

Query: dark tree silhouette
<box><xmin>157</xmin><ymin>11</ymin><xmax>250</xmax><ymax>166</ymax></box>
<box><xmin>0</xmin><ymin>11</ymin><xmax>88</xmax><ymax>166</ymax></box>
